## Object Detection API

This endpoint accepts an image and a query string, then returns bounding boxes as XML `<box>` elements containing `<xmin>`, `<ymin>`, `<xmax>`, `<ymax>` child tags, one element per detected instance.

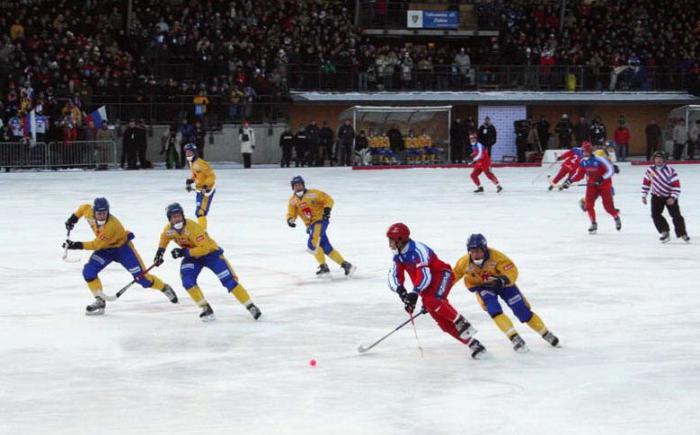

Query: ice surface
<box><xmin>1</xmin><ymin>165</ymin><xmax>699</xmax><ymax>435</ymax></box>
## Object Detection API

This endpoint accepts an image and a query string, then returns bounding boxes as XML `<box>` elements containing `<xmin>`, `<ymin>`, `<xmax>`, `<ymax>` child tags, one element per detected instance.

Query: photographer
<box><xmin>239</xmin><ymin>120</ymin><xmax>255</xmax><ymax>168</ymax></box>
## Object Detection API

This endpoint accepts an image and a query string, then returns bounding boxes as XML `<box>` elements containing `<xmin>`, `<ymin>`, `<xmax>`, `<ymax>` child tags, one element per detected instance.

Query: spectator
<box><xmin>294</xmin><ymin>124</ymin><xmax>308</xmax><ymax>167</ymax></box>
<box><xmin>645</xmin><ymin>119</ymin><xmax>663</xmax><ymax>161</ymax></box>
<box><xmin>337</xmin><ymin>119</ymin><xmax>355</xmax><ymax>166</ymax></box>
<box><xmin>279</xmin><ymin>127</ymin><xmax>294</xmax><ymax>168</ymax></box>
<box><xmin>319</xmin><ymin>121</ymin><xmax>335</xmax><ymax>166</ymax></box>
<box><xmin>193</xmin><ymin>120</ymin><xmax>206</xmax><ymax>159</ymax></box>
<box><xmin>514</xmin><ymin>119</ymin><xmax>530</xmax><ymax>163</ymax></box>
<box><xmin>590</xmin><ymin>116</ymin><xmax>608</xmax><ymax>146</ymax></box>
<box><xmin>574</xmin><ymin>116</ymin><xmax>590</xmax><ymax>146</ymax></box>
<box><xmin>135</xmin><ymin>119</ymin><xmax>150</xmax><ymax>169</ymax></box>
<box><xmin>121</xmin><ymin>119</ymin><xmax>138</xmax><ymax>170</ymax></box>
<box><xmin>193</xmin><ymin>90</ymin><xmax>209</xmax><ymax>120</ymax></box>
<box><xmin>672</xmin><ymin>118</ymin><xmax>687</xmax><ymax>160</ymax></box>
<box><xmin>306</xmin><ymin>120</ymin><xmax>320</xmax><ymax>167</ymax></box>
<box><xmin>95</xmin><ymin>123</ymin><xmax>114</xmax><ymax>170</ymax></box>
<box><xmin>239</xmin><ymin>120</ymin><xmax>255</xmax><ymax>169</ymax></box>
<box><xmin>527</xmin><ymin>118</ymin><xmax>541</xmax><ymax>153</ymax></box>
<box><xmin>555</xmin><ymin>114</ymin><xmax>573</xmax><ymax>148</ymax></box>
<box><xmin>355</xmin><ymin>130</ymin><xmax>370</xmax><ymax>166</ymax></box>
<box><xmin>689</xmin><ymin>120</ymin><xmax>700</xmax><ymax>160</ymax></box>
<box><xmin>477</xmin><ymin>117</ymin><xmax>497</xmax><ymax>157</ymax></box>
<box><xmin>454</xmin><ymin>48</ymin><xmax>472</xmax><ymax>86</ymax></box>
<box><xmin>178</xmin><ymin>119</ymin><xmax>194</xmax><ymax>167</ymax></box>
<box><xmin>450</xmin><ymin>118</ymin><xmax>467</xmax><ymax>163</ymax></box>
<box><xmin>160</xmin><ymin>125</ymin><xmax>180</xmax><ymax>169</ymax></box>
<box><xmin>536</xmin><ymin>115</ymin><xmax>551</xmax><ymax>150</ymax></box>
<box><xmin>387</xmin><ymin>125</ymin><xmax>404</xmax><ymax>160</ymax></box>
<box><xmin>614</xmin><ymin>118</ymin><xmax>631</xmax><ymax>161</ymax></box>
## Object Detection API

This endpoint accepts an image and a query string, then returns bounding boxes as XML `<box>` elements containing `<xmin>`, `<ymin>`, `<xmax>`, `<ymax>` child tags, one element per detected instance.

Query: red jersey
<box><xmin>388</xmin><ymin>240</ymin><xmax>452</xmax><ymax>293</ymax></box>
<box><xmin>470</xmin><ymin>142</ymin><xmax>491</xmax><ymax>169</ymax></box>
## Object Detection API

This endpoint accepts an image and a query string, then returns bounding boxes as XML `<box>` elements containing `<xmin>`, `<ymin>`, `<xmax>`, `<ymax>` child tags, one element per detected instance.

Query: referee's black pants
<box><xmin>651</xmin><ymin>194</ymin><xmax>687</xmax><ymax>236</ymax></box>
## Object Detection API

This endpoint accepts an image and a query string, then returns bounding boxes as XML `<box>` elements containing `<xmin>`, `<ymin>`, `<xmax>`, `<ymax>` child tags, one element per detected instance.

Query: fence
<box><xmin>0</xmin><ymin>140</ymin><xmax>118</xmax><ymax>170</ymax></box>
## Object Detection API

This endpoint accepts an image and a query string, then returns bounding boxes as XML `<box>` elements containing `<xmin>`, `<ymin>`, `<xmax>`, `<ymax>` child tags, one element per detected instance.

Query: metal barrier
<box><xmin>0</xmin><ymin>140</ymin><xmax>118</xmax><ymax>170</ymax></box>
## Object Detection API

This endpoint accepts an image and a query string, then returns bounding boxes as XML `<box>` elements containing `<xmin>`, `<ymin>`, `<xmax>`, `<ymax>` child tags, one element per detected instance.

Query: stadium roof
<box><xmin>291</xmin><ymin>91</ymin><xmax>700</xmax><ymax>105</ymax></box>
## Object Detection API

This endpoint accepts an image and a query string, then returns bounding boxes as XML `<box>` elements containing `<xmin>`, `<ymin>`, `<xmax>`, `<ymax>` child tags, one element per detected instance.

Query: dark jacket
<box><xmin>477</xmin><ymin>124</ymin><xmax>497</xmax><ymax>146</ymax></box>
<box><xmin>337</xmin><ymin>124</ymin><xmax>355</xmax><ymax>145</ymax></box>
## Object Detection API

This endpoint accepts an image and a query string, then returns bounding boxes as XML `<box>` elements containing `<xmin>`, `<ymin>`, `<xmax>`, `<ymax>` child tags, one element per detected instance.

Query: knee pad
<box><xmin>320</xmin><ymin>239</ymin><xmax>333</xmax><ymax>254</ymax></box>
<box><xmin>82</xmin><ymin>264</ymin><xmax>98</xmax><ymax>282</ymax></box>
<box><xmin>507</xmin><ymin>294</ymin><xmax>533</xmax><ymax>323</ymax></box>
<box><xmin>221</xmin><ymin>275</ymin><xmax>238</xmax><ymax>290</ymax></box>
<box><xmin>136</xmin><ymin>276</ymin><xmax>153</xmax><ymax>288</ymax></box>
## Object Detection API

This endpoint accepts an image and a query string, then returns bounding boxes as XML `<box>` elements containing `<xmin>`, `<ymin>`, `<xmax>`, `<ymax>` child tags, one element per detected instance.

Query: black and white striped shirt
<box><xmin>641</xmin><ymin>164</ymin><xmax>681</xmax><ymax>198</ymax></box>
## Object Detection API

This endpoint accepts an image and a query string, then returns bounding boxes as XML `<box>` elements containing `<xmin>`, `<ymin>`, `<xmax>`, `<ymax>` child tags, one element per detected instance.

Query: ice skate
<box><xmin>341</xmin><ymin>261</ymin><xmax>356</xmax><ymax>277</ymax></box>
<box><xmin>473</xmin><ymin>186</ymin><xmax>484</xmax><ymax>194</ymax></box>
<box><xmin>316</xmin><ymin>263</ymin><xmax>331</xmax><ymax>278</ymax></box>
<box><xmin>85</xmin><ymin>296</ymin><xmax>106</xmax><ymax>316</ymax></box>
<box><xmin>454</xmin><ymin>315</ymin><xmax>477</xmax><ymax>340</ymax></box>
<box><xmin>246</xmin><ymin>303</ymin><xmax>261</xmax><ymax>320</ymax></box>
<box><xmin>511</xmin><ymin>334</ymin><xmax>529</xmax><ymax>353</ymax></box>
<box><xmin>614</xmin><ymin>216</ymin><xmax>622</xmax><ymax>231</ymax></box>
<box><xmin>588</xmin><ymin>222</ymin><xmax>597</xmax><ymax>235</ymax></box>
<box><xmin>542</xmin><ymin>331</ymin><xmax>560</xmax><ymax>347</ymax></box>
<box><xmin>199</xmin><ymin>303</ymin><xmax>215</xmax><ymax>322</ymax></box>
<box><xmin>162</xmin><ymin>284</ymin><xmax>178</xmax><ymax>303</ymax></box>
<box><xmin>659</xmin><ymin>231</ymin><xmax>670</xmax><ymax>243</ymax></box>
<box><xmin>468</xmin><ymin>339</ymin><xmax>487</xmax><ymax>360</ymax></box>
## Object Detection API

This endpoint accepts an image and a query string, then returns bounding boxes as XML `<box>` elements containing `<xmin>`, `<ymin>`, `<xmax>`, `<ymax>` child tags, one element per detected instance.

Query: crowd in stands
<box><xmin>1</xmin><ymin>0</ymin><xmax>699</xmax><ymax>144</ymax></box>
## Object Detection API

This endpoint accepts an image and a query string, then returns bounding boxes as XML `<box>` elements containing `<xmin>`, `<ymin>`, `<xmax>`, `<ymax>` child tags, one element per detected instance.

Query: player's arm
<box><xmin>567</xmin><ymin>165</ymin><xmax>585</xmax><ymax>183</ymax></box>
<box><xmin>557</xmin><ymin>150</ymin><xmax>572</xmax><ymax>161</ymax></box>
<box><xmin>154</xmin><ymin>228</ymin><xmax>171</xmax><ymax>265</ymax></box>
<box><xmin>641</xmin><ymin>168</ymin><xmax>652</xmax><ymax>201</ymax></box>
<box><xmin>82</xmin><ymin>221</ymin><xmax>123</xmax><ymax>251</ymax></box>
<box><xmin>286</xmin><ymin>199</ymin><xmax>298</xmax><ymax>227</ymax></box>
<box><xmin>319</xmin><ymin>190</ymin><xmax>334</xmax><ymax>220</ymax></box>
<box><xmin>493</xmin><ymin>251</ymin><xmax>518</xmax><ymax>287</ymax></box>
<box><xmin>202</xmin><ymin>162</ymin><xmax>216</xmax><ymax>190</ymax></box>
<box><xmin>65</xmin><ymin>204</ymin><xmax>90</xmax><ymax>230</ymax></box>
<box><xmin>452</xmin><ymin>255</ymin><xmax>469</xmax><ymax>282</ymax></box>
<box><xmin>182</xmin><ymin>225</ymin><xmax>215</xmax><ymax>258</ymax></box>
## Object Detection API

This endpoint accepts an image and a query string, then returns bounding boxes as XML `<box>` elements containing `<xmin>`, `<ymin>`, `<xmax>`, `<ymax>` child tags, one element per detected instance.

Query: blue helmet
<box><xmin>166</xmin><ymin>202</ymin><xmax>184</xmax><ymax>220</ymax></box>
<box><xmin>290</xmin><ymin>175</ymin><xmax>305</xmax><ymax>188</ymax></box>
<box><xmin>467</xmin><ymin>233</ymin><xmax>487</xmax><ymax>251</ymax></box>
<box><xmin>93</xmin><ymin>197</ymin><xmax>109</xmax><ymax>213</ymax></box>
<box><xmin>183</xmin><ymin>143</ymin><xmax>197</xmax><ymax>152</ymax></box>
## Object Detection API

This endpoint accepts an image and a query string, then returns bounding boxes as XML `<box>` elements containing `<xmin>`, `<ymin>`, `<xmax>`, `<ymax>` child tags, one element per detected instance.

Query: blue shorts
<box><xmin>196</xmin><ymin>189</ymin><xmax>216</xmax><ymax>218</ymax></box>
<box><xmin>83</xmin><ymin>237</ymin><xmax>154</xmax><ymax>287</ymax></box>
<box><xmin>473</xmin><ymin>285</ymin><xmax>533</xmax><ymax>323</ymax></box>
<box><xmin>306</xmin><ymin>220</ymin><xmax>333</xmax><ymax>254</ymax></box>
<box><xmin>180</xmin><ymin>248</ymin><xmax>238</xmax><ymax>291</ymax></box>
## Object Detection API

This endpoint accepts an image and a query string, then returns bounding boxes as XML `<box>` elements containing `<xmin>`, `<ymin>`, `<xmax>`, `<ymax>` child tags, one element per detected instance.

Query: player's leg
<box><xmin>650</xmin><ymin>195</ymin><xmax>670</xmax><ymax>236</ymax></box>
<box><xmin>206</xmin><ymin>252</ymin><xmax>261</xmax><ymax>320</ymax></box>
<box><xmin>585</xmin><ymin>186</ymin><xmax>599</xmax><ymax>228</ymax></box>
<box><xmin>551</xmin><ymin>164</ymin><xmax>570</xmax><ymax>185</ymax></box>
<box><xmin>318</xmin><ymin>220</ymin><xmax>356</xmax><ymax>277</ymax></box>
<box><xmin>666</xmin><ymin>198</ymin><xmax>687</xmax><ymax>238</ymax></box>
<box><xmin>195</xmin><ymin>189</ymin><xmax>215</xmax><ymax>229</ymax></box>
<box><xmin>471</xmin><ymin>167</ymin><xmax>483</xmax><ymax>191</ymax></box>
<box><xmin>82</xmin><ymin>249</ymin><xmax>115</xmax><ymax>315</ymax></box>
<box><xmin>502</xmin><ymin>285</ymin><xmax>559</xmax><ymax>347</ymax></box>
<box><xmin>600</xmin><ymin>185</ymin><xmax>619</xmax><ymax>218</ymax></box>
<box><xmin>307</xmin><ymin>222</ymin><xmax>330</xmax><ymax>276</ymax></box>
<box><xmin>475</xmin><ymin>288</ymin><xmax>525</xmax><ymax>351</ymax></box>
<box><xmin>421</xmin><ymin>272</ymin><xmax>476</xmax><ymax>341</ymax></box>
<box><xmin>180</xmin><ymin>258</ymin><xmax>213</xmax><ymax>321</ymax></box>
<box><xmin>116</xmin><ymin>242</ymin><xmax>177</xmax><ymax>303</ymax></box>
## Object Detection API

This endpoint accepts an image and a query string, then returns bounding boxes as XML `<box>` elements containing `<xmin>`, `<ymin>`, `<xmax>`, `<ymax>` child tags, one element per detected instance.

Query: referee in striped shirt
<box><xmin>641</xmin><ymin>151</ymin><xmax>690</xmax><ymax>243</ymax></box>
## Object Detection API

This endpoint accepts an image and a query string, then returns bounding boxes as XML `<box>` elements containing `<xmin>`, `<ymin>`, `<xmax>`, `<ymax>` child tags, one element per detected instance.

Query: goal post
<box><xmin>339</xmin><ymin>105</ymin><xmax>453</xmax><ymax>163</ymax></box>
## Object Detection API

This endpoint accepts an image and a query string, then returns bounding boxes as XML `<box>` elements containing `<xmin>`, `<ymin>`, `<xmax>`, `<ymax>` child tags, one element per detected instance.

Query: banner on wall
<box><xmin>407</xmin><ymin>11</ymin><xmax>459</xmax><ymax>29</ymax></box>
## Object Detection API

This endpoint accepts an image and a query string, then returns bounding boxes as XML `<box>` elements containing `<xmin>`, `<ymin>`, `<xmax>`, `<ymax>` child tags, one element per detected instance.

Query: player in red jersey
<box><xmin>564</xmin><ymin>142</ymin><xmax>621</xmax><ymax>234</ymax></box>
<box><xmin>386</xmin><ymin>223</ymin><xmax>486</xmax><ymax>359</ymax></box>
<box><xmin>468</xmin><ymin>132</ymin><xmax>502</xmax><ymax>193</ymax></box>
<box><xmin>549</xmin><ymin>143</ymin><xmax>585</xmax><ymax>190</ymax></box>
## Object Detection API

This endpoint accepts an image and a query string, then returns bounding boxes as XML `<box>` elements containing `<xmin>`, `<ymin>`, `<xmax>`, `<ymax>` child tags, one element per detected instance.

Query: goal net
<box><xmin>339</xmin><ymin>105</ymin><xmax>452</xmax><ymax>165</ymax></box>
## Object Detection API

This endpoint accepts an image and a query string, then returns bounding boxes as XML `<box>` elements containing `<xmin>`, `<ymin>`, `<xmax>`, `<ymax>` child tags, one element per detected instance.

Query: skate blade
<box><xmin>471</xmin><ymin>348</ymin><xmax>487</xmax><ymax>360</ymax></box>
<box><xmin>200</xmin><ymin>314</ymin><xmax>216</xmax><ymax>322</ymax></box>
<box><xmin>85</xmin><ymin>309</ymin><xmax>105</xmax><ymax>316</ymax></box>
<box><xmin>316</xmin><ymin>273</ymin><xmax>332</xmax><ymax>280</ymax></box>
<box><xmin>345</xmin><ymin>265</ymin><xmax>357</xmax><ymax>278</ymax></box>
<box><xmin>514</xmin><ymin>345</ymin><xmax>530</xmax><ymax>353</ymax></box>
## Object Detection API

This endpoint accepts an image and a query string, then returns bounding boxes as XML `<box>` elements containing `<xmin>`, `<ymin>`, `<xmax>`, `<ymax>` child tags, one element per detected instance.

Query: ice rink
<box><xmin>1</xmin><ymin>164</ymin><xmax>699</xmax><ymax>435</ymax></box>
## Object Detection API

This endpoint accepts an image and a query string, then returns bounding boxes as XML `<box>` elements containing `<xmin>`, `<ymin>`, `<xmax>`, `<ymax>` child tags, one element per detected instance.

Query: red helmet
<box><xmin>581</xmin><ymin>141</ymin><xmax>593</xmax><ymax>153</ymax></box>
<box><xmin>387</xmin><ymin>223</ymin><xmax>410</xmax><ymax>242</ymax></box>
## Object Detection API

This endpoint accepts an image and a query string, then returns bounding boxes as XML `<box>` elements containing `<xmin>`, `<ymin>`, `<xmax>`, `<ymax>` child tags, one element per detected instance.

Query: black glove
<box><xmin>65</xmin><ymin>214</ymin><xmax>79</xmax><ymax>231</ymax></box>
<box><xmin>62</xmin><ymin>240</ymin><xmax>83</xmax><ymax>250</ymax></box>
<box><xmin>171</xmin><ymin>248</ymin><xmax>185</xmax><ymax>259</ymax></box>
<box><xmin>484</xmin><ymin>275</ymin><xmax>508</xmax><ymax>291</ymax></box>
<box><xmin>560</xmin><ymin>179</ymin><xmax>572</xmax><ymax>190</ymax></box>
<box><xmin>154</xmin><ymin>248</ymin><xmax>165</xmax><ymax>266</ymax></box>
<box><xmin>397</xmin><ymin>285</ymin><xmax>418</xmax><ymax>314</ymax></box>
<box><xmin>322</xmin><ymin>207</ymin><xmax>331</xmax><ymax>221</ymax></box>
<box><xmin>614</xmin><ymin>165</ymin><xmax>620</xmax><ymax>174</ymax></box>
<box><xmin>594</xmin><ymin>179</ymin><xmax>603</xmax><ymax>186</ymax></box>
<box><xmin>287</xmin><ymin>218</ymin><xmax>296</xmax><ymax>228</ymax></box>
<box><xmin>186</xmin><ymin>178</ymin><xmax>194</xmax><ymax>192</ymax></box>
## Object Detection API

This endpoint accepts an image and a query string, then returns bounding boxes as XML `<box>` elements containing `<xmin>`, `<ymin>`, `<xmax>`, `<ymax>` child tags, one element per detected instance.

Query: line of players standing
<box><xmin>279</xmin><ymin>119</ymin><xmax>357</xmax><ymax>168</ymax></box>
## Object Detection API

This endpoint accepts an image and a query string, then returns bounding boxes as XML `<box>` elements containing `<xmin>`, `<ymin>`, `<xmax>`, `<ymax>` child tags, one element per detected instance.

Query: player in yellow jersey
<box><xmin>154</xmin><ymin>203</ymin><xmax>261</xmax><ymax>321</ymax></box>
<box><xmin>418</xmin><ymin>129</ymin><xmax>434</xmax><ymax>163</ymax></box>
<box><xmin>286</xmin><ymin>176</ymin><xmax>356</xmax><ymax>278</ymax></box>
<box><xmin>183</xmin><ymin>143</ymin><xmax>216</xmax><ymax>229</ymax></box>
<box><xmin>63</xmin><ymin>197</ymin><xmax>177</xmax><ymax>315</ymax></box>
<box><xmin>405</xmin><ymin>130</ymin><xmax>419</xmax><ymax>165</ymax></box>
<box><xmin>453</xmin><ymin>234</ymin><xmax>560</xmax><ymax>352</ymax></box>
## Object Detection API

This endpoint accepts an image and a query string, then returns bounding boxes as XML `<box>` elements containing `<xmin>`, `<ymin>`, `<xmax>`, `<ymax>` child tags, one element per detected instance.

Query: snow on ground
<box><xmin>1</xmin><ymin>164</ymin><xmax>699</xmax><ymax>435</ymax></box>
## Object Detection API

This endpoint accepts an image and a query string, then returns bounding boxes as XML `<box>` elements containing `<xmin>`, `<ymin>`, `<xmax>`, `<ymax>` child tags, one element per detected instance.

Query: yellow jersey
<box><xmin>419</xmin><ymin>135</ymin><xmax>432</xmax><ymax>148</ymax></box>
<box><xmin>286</xmin><ymin>189</ymin><xmax>334</xmax><ymax>226</ymax></box>
<box><xmin>453</xmin><ymin>248</ymin><xmax>518</xmax><ymax>290</ymax></box>
<box><xmin>158</xmin><ymin>219</ymin><xmax>220</xmax><ymax>258</ymax></box>
<box><xmin>369</xmin><ymin>136</ymin><xmax>380</xmax><ymax>149</ymax></box>
<box><xmin>189</xmin><ymin>158</ymin><xmax>216</xmax><ymax>190</ymax></box>
<box><xmin>74</xmin><ymin>204</ymin><xmax>131</xmax><ymax>250</ymax></box>
<box><xmin>406</xmin><ymin>137</ymin><xmax>418</xmax><ymax>149</ymax></box>
<box><xmin>380</xmin><ymin>136</ymin><xmax>390</xmax><ymax>148</ymax></box>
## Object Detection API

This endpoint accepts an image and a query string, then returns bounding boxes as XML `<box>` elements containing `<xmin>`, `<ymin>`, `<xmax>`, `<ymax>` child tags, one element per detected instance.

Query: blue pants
<box><xmin>306</xmin><ymin>220</ymin><xmax>333</xmax><ymax>254</ymax></box>
<box><xmin>83</xmin><ymin>240</ymin><xmax>154</xmax><ymax>287</ymax></box>
<box><xmin>180</xmin><ymin>249</ymin><xmax>238</xmax><ymax>291</ymax></box>
<box><xmin>196</xmin><ymin>189</ymin><xmax>215</xmax><ymax>218</ymax></box>
<box><xmin>474</xmin><ymin>285</ymin><xmax>533</xmax><ymax>323</ymax></box>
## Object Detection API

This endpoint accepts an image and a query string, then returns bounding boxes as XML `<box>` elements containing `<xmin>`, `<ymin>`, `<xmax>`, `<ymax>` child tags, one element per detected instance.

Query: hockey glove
<box><xmin>63</xmin><ymin>240</ymin><xmax>83</xmax><ymax>250</ymax></box>
<box><xmin>65</xmin><ymin>214</ymin><xmax>79</xmax><ymax>231</ymax></box>
<box><xmin>287</xmin><ymin>218</ymin><xmax>296</xmax><ymax>228</ymax></box>
<box><xmin>154</xmin><ymin>248</ymin><xmax>165</xmax><ymax>266</ymax></box>
<box><xmin>171</xmin><ymin>248</ymin><xmax>186</xmax><ymax>259</ymax></box>
<box><xmin>397</xmin><ymin>286</ymin><xmax>418</xmax><ymax>314</ymax></box>
<box><xmin>186</xmin><ymin>178</ymin><xmax>194</xmax><ymax>192</ymax></box>
<box><xmin>614</xmin><ymin>165</ymin><xmax>620</xmax><ymax>174</ymax></box>
<box><xmin>322</xmin><ymin>207</ymin><xmax>331</xmax><ymax>221</ymax></box>
<box><xmin>594</xmin><ymin>179</ymin><xmax>603</xmax><ymax>187</ymax></box>
<box><xmin>484</xmin><ymin>275</ymin><xmax>508</xmax><ymax>291</ymax></box>
<box><xmin>560</xmin><ymin>179</ymin><xmax>572</xmax><ymax>190</ymax></box>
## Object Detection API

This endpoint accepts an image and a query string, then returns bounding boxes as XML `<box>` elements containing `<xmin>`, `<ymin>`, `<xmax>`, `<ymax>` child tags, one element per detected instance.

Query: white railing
<box><xmin>0</xmin><ymin>140</ymin><xmax>118</xmax><ymax>170</ymax></box>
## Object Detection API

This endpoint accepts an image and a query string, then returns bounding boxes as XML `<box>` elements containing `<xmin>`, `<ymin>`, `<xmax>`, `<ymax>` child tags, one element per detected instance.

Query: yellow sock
<box><xmin>186</xmin><ymin>286</ymin><xmax>208</xmax><ymax>307</ymax></box>
<box><xmin>493</xmin><ymin>313</ymin><xmax>517</xmax><ymax>339</ymax></box>
<box><xmin>314</xmin><ymin>248</ymin><xmax>326</xmax><ymax>264</ymax></box>
<box><xmin>230</xmin><ymin>283</ymin><xmax>251</xmax><ymax>306</ymax></box>
<box><xmin>87</xmin><ymin>278</ymin><xmax>103</xmax><ymax>295</ymax></box>
<box><xmin>327</xmin><ymin>249</ymin><xmax>345</xmax><ymax>265</ymax></box>
<box><xmin>145</xmin><ymin>274</ymin><xmax>165</xmax><ymax>291</ymax></box>
<box><xmin>527</xmin><ymin>313</ymin><xmax>547</xmax><ymax>335</ymax></box>
<box><xmin>198</xmin><ymin>215</ymin><xmax>207</xmax><ymax>229</ymax></box>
